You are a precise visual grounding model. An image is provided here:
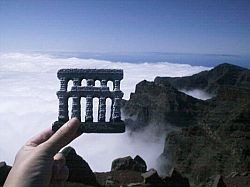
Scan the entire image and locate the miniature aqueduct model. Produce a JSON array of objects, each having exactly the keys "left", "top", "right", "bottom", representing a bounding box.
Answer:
[{"left": 52, "top": 69, "right": 125, "bottom": 133}]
